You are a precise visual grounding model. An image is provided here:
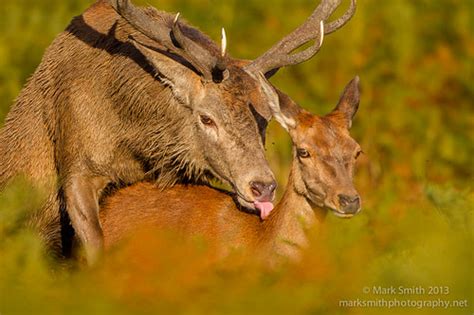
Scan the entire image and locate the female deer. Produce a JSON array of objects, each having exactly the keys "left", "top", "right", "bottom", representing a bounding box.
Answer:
[{"left": 99, "top": 77, "right": 362, "bottom": 262}]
